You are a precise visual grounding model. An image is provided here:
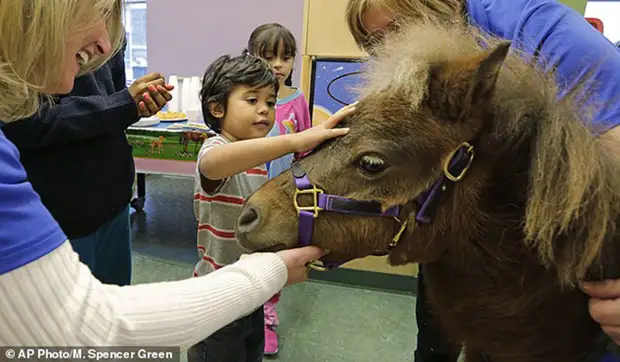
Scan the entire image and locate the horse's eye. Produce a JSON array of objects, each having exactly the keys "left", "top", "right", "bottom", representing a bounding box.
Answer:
[{"left": 357, "top": 154, "right": 387, "bottom": 174}]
